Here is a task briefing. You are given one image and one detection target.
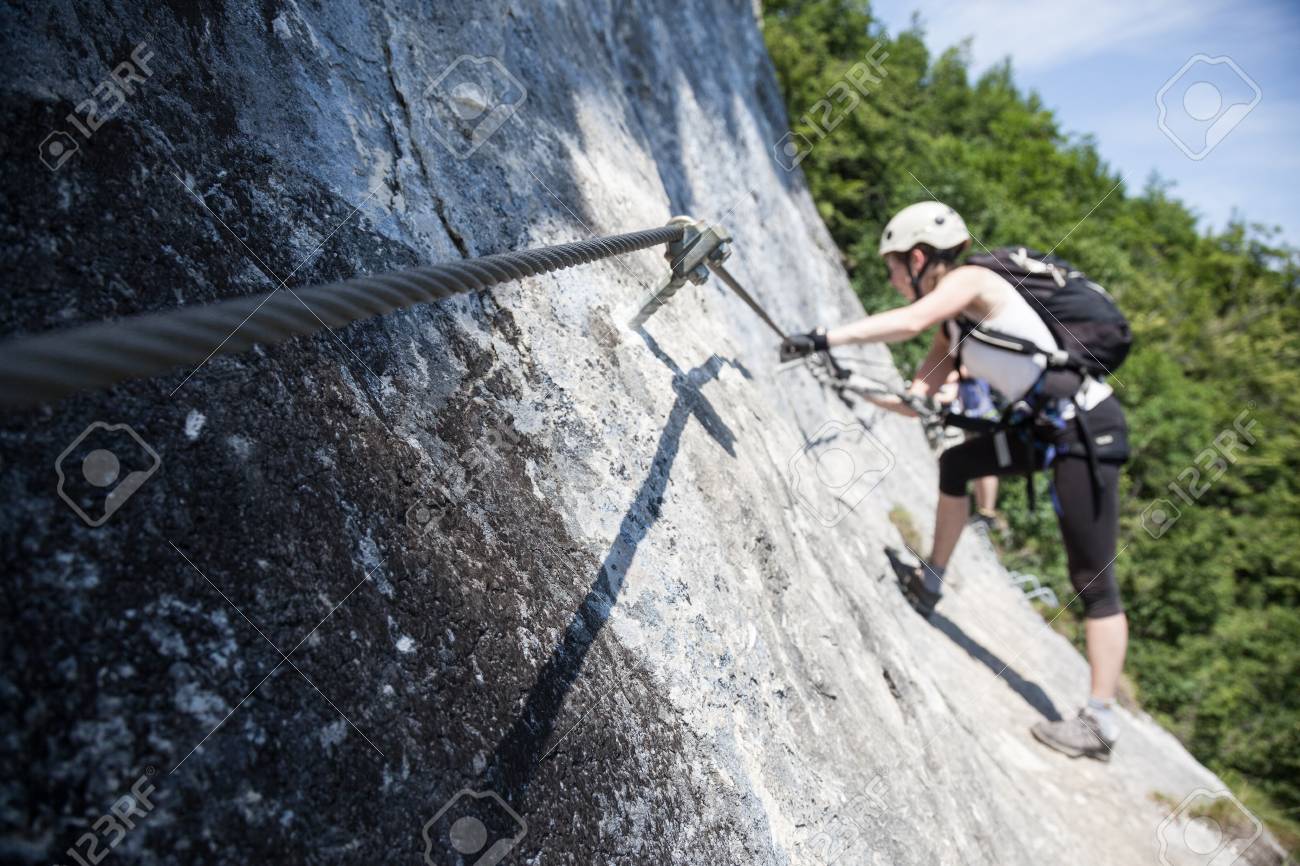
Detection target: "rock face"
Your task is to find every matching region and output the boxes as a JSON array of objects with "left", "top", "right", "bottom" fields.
[{"left": 0, "top": 2, "right": 1283, "bottom": 865}]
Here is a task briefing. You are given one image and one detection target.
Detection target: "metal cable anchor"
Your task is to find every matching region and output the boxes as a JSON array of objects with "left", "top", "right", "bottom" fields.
[{"left": 628, "top": 216, "right": 732, "bottom": 329}]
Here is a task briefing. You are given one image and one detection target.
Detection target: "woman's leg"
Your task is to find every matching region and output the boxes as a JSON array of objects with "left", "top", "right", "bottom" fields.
[
  {"left": 972, "top": 475, "right": 999, "bottom": 516},
  {"left": 1031, "top": 450, "right": 1128, "bottom": 758},
  {"left": 1052, "top": 457, "right": 1127, "bottom": 699},
  {"left": 929, "top": 494, "right": 968, "bottom": 568},
  {"left": 934, "top": 432, "right": 1031, "bottom": 568},
  {"left": 1085, "top": 613, "right": 1128, "bottom": 701}
]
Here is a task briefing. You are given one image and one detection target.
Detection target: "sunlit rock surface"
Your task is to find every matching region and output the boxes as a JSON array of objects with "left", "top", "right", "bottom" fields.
[{"left": 0, "top": 1, "right": 1285, "bottom": 864}]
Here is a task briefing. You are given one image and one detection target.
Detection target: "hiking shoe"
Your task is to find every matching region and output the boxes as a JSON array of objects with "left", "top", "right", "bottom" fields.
[
  {"left": 1031, "top": 709, "right": 1115, "bottom": 762},
  {"left": 895, "top": 562, "right": 941, "bottom": 618},
  {"left": 968, "top": 509, "right": 1008, "bottom": 536}
]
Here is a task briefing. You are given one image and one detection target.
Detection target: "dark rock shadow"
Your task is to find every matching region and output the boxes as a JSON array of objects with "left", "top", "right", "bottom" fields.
[{"left": 486, "top": 329, "right": 746, "bottom": 805}]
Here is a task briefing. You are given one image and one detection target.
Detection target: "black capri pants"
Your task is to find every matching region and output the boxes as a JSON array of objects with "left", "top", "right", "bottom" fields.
[{"left": 938, "top": 395, "right": 1127, "bottom": 619}]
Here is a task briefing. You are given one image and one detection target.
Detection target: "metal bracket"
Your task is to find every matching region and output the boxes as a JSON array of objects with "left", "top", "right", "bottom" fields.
[{"left": 628, "top": 216, "right": 732, "bottom": 328}]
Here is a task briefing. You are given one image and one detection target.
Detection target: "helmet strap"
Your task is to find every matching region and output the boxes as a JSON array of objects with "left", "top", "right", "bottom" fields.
[
  {"left": 908, "top": 247, "right": 959, "bottom": 301},
  {"left": 907, "top": 251, "right": 933, "bottom": 301}
]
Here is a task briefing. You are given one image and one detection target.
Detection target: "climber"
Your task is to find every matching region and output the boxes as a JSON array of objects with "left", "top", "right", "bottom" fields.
[{"left": 779, "top": 201, "right": 1130, "bottom": 763}]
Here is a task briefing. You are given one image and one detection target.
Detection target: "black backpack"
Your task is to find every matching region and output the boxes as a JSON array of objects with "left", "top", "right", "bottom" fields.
[
  {"left": 961, "top": 247, "right": 1132, "bottom": 381},
  {"left": 953, "top": 247, "right": 1132, "bottom": 513}
]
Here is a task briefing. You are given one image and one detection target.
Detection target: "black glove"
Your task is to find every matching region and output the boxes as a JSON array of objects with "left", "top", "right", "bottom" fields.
[{"left": 779, "top": 328, "right": 829, "bottom": 363}]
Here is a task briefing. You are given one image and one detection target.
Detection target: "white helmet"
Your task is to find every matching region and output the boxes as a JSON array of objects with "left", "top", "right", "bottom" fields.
[{"left": 879, "top": 201, "right": 969, "bottom": 257}]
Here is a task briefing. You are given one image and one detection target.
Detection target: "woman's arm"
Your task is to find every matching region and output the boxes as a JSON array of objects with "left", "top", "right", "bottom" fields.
[
  {"left": 907, "top": 329, "right": 956, "bottom": 399},
  {"left": 858, "top": 391, "right": 920, "bottom": 418},
  {"left": 849, "top": 328, "right": 954, "bottom": 417},
  {"left": 932, "top": 367, "right": 962, "bottom": 406},
  {"left": 824, "top": 267, "right": 983, "bottom": 347}
]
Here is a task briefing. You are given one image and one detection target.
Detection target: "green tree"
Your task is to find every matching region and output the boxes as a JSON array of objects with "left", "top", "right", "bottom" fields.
[{"left": 764, "top": 0, "right": 1300, "bottom": 838}]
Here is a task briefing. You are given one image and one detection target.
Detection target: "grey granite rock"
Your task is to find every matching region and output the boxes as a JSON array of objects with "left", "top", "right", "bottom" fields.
[{"left": 0, "top": 1, "right": 1286, "bottom": 864}]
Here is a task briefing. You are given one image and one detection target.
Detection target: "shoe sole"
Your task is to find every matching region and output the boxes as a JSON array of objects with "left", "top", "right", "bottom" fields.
[{"left": 1030, "top": 725, "right": 1112, "bottom": 763}]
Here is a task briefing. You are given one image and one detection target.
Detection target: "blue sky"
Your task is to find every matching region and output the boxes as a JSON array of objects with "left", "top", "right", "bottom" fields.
[{"left": 870, "top": 0, "right": 1300, "bottom": 246}]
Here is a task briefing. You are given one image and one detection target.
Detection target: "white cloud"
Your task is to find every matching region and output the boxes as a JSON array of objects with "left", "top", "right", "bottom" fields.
[
  {"left": 902, "top": 0, "right": 1234, "bottom": 72},
  {"left": 875, "top": 0, "right": 1300, "bottom": 241}
]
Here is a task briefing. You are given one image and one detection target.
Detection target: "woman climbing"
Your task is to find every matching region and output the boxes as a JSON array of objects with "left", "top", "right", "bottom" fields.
[{"left": 780, "top": 201, "right": 1131, "bottom": 762}]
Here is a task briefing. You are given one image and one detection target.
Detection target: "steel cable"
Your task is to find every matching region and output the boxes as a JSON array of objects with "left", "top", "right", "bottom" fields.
[{"left": 0, "top": 224, "right": 683, "bottom": 407}]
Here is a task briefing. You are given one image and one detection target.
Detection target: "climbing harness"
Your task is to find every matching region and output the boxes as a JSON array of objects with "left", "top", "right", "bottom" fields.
[{"left": 946, "top": 377, "right": 1120, "bottom": 518}]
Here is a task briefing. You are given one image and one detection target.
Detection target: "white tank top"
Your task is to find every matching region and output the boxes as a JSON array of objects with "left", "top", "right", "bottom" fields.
[
  {"left": 946, "top": 286, "right": 1056, "bottom": 402},
  {"left": 946, "top": 278, "right": 1114, "bottom": 411}
]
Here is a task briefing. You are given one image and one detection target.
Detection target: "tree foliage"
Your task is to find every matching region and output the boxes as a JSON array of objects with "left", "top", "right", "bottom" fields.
[{"left": 764, "top": 0, "right": 1300, "bottom": 827}]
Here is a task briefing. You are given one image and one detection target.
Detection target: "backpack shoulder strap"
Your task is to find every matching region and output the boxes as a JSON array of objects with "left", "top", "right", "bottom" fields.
[{"left": 963, "top": 321, "right": 1073, "bottom": 369}]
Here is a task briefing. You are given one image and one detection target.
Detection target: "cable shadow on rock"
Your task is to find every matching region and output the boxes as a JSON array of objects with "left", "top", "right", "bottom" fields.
[
  {"left": 486, "top": 329, "right": 748, "bottom": 806},
  {"left": 884, "top": 547, "right": 1060, "bottom": 722},
  {"left": 926, "top": 610, "right": 1062, "bottom": 722}
]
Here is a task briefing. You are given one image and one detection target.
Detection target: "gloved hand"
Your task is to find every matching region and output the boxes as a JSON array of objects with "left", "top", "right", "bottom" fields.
[{"left": 779, "top": 328, "right": 829, "bottom": 363}]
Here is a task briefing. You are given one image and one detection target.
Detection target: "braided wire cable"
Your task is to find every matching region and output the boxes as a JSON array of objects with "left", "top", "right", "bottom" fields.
[{"left": 0, "top": 225, "right": 683, "bottom": 407}]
